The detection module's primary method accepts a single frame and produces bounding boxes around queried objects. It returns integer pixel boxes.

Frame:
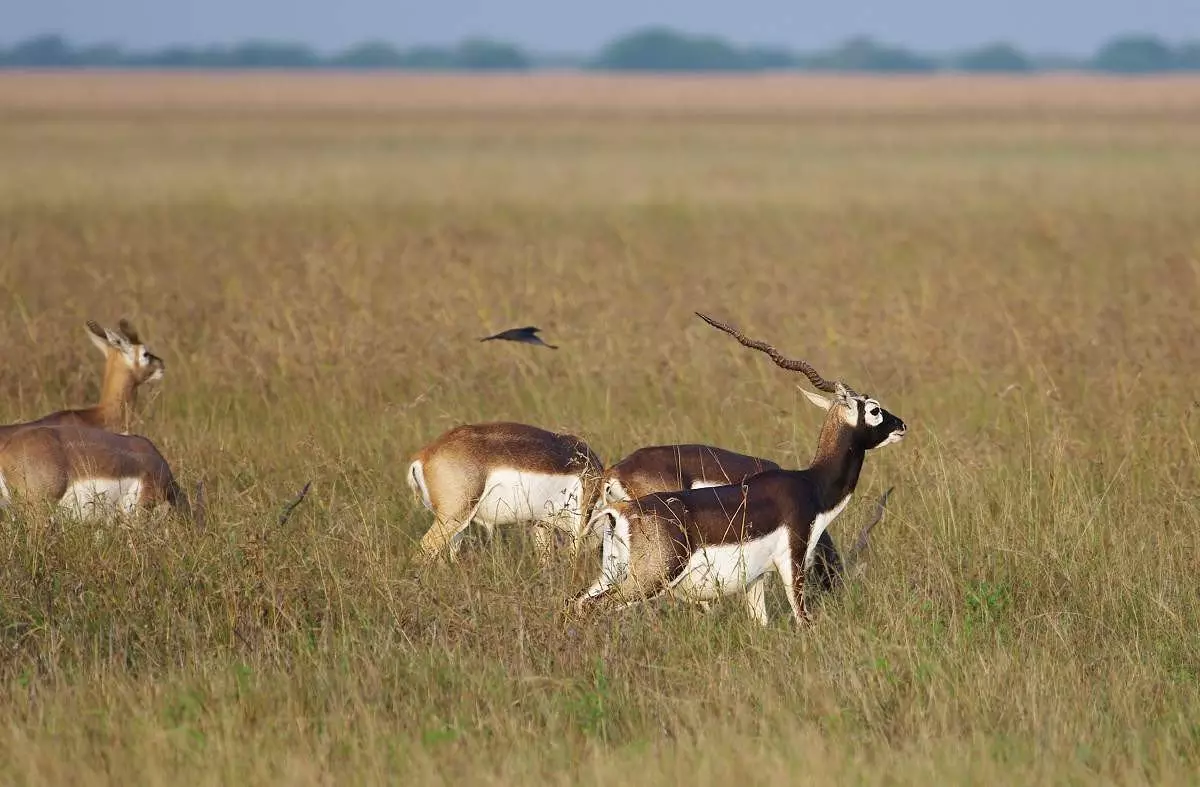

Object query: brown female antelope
[573,313,906,626]
[407,421,604,565]
[0,319,164,438]
[599,444,777,504]
[599,443,844,591]
[0,424,189,522]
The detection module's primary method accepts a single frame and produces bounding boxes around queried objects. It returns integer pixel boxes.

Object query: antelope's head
[798,383,906,451]
[87,318,165,386]
[695,311,907,452]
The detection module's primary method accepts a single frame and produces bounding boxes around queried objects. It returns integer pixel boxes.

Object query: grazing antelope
[599,443,845,591]
[407,421,604,565]
[0,424,189,523]
[573,313,906,627]
[0,319,164,438]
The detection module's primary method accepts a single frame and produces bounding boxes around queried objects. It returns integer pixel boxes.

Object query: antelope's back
[0,409,93,443]
[607,443,779,499]
[53,425,177,484]
[418,421,600,476]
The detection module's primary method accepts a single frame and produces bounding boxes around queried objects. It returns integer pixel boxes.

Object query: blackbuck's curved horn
[695,311,839,394]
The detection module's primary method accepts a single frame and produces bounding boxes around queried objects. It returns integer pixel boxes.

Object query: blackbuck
[407,421,604,565]
[0,424,190,523]
[573,313,906,626]
[599,443,844,592]
[0,319,164,438]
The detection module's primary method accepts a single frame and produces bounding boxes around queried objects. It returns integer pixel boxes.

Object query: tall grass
[0,74,1197,785]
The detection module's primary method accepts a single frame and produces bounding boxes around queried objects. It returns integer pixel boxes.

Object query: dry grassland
[0,72,1198,785]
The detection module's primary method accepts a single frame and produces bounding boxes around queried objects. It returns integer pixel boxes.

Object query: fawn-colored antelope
[407,421,604,564]
[0,424,189,522]
[0,319,163,438]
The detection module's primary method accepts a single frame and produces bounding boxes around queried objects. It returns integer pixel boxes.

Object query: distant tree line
[3,29,1199,73]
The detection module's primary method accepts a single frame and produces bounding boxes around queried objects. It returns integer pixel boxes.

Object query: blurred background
[5,0,1199,73]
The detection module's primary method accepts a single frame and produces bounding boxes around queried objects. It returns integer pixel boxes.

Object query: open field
[0,72,1198,784]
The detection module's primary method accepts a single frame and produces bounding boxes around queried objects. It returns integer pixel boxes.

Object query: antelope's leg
[574,560,671,614]
[776,556,812,626]
[418,494,484,565]
[573,511,625,608]
[574,558,627,611]
[743,576,769,626]
[447,524,473,560]
[418,518,465,564]
[569,508,599,560]
[588,563,674,613]
[604,547,690,614]
[610,580,670,611]
[533,524,556,566]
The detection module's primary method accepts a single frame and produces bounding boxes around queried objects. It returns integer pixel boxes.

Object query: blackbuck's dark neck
[808,422,866,511]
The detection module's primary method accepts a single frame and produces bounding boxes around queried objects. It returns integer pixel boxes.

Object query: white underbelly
[475,469,586,531]
[59,477,143,519]
[671,527,791,601]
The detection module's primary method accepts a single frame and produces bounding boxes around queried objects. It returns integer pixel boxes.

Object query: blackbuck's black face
[801,385,907,450]
[854,395,906,450]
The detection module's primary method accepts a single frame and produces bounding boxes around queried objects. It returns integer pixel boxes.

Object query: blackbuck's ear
[86,320,112,354]
[117,319,141,345]
[104,327,132,352]
[799,387,833,411]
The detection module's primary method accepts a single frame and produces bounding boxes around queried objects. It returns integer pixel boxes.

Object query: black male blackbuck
[407,421,604,565]
[598,443,845,591]
[0,319,164,438]
[574,313,907,626]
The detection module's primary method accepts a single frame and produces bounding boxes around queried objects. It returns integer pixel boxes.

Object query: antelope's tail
[407,460,433,511]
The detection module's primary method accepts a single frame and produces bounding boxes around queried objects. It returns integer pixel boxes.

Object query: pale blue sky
[9,0,1198,54]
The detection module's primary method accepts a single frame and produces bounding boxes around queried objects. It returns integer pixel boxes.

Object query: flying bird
[479,326,558,349]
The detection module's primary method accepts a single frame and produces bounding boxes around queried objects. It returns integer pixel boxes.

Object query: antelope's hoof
[412,549,445,574]
[564,596,594,618]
